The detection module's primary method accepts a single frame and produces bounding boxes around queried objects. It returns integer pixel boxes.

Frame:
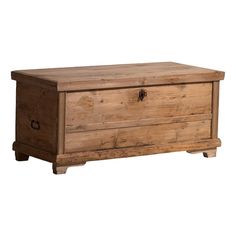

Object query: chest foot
[15,152,29,161]
[187,148,217,158]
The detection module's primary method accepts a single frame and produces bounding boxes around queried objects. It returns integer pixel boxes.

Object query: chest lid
[11,62,224,91]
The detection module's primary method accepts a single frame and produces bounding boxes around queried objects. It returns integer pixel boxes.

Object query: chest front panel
[64,83,212,153]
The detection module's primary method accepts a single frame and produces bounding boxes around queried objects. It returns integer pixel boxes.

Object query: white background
[0,0,235,235]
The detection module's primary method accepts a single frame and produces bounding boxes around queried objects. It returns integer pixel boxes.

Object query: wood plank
[65,120,211,153]
[57,138,221,166]
[16,82,58,153]
[66,114,212,133]
[11,62,225,91]
[211,81,220,138]
[57,92,65,154]
[65,83,212,132]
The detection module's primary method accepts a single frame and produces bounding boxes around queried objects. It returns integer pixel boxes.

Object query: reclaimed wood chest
[12,62,225,174]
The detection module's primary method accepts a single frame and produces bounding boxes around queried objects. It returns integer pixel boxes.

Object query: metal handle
[138,89,147,101]
[31,120,40,130]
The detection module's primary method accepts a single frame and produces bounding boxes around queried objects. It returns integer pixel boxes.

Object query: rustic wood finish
[12,62,224,91]
[65,120,211,153]
[65,83,212,132]
[13,141,56,163]
[57,92,66,154]
[211,82,220,138]
[16,83,58,154]
[12,62,224,174]
[56,139,221,167]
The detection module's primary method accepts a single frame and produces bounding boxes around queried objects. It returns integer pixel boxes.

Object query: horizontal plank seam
[65,115,212,133]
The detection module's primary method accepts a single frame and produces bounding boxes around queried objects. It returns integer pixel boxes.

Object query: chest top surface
[12,62,224,91]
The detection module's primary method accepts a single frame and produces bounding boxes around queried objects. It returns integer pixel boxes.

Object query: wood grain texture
[12,62,224,174]
[16,82,58,154]
[11,62,225,91]
[57,92,66,154]
[58,138,221,166]
[211,81,220,138]
[66,83,212,132]
[65,120,211,153]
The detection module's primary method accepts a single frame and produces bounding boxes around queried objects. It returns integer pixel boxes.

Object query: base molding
[13,142,56,163]
[13,138,221,174]
[57,138,221,166]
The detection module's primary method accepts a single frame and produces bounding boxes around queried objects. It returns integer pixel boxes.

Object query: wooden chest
[12,62,225,174]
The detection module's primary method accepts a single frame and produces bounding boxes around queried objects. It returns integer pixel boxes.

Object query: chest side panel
[16,82,58,153]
